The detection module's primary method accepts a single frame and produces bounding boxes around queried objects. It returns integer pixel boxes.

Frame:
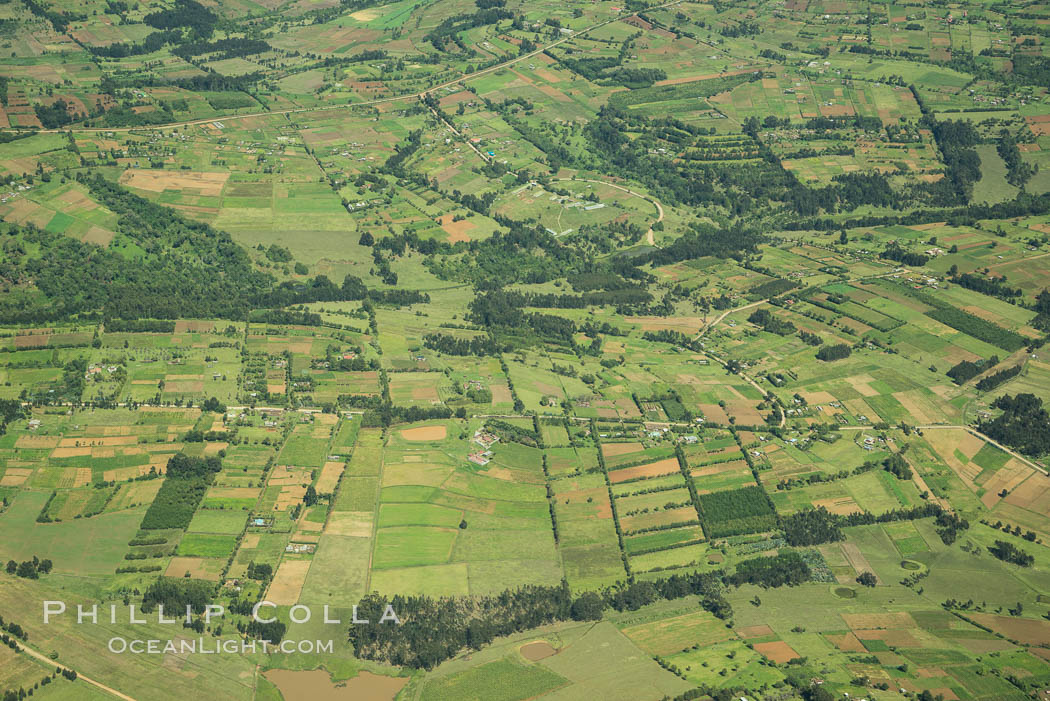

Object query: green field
[1,0,1050,698]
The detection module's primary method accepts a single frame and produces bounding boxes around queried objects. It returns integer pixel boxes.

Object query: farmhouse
[473,430,499,449]
[467,451,492,466]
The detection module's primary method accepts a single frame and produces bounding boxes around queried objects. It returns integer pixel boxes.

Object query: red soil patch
[754,641,800,663]
[437,214,475,242]
[826,632,866,652]
[608,457,681,484]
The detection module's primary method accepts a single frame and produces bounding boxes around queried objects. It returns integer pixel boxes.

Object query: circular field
[490,179,654,238]
[833,586,857,599]
[520,641,557,661]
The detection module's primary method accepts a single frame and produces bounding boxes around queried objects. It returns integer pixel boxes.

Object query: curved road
[552,177,664,245]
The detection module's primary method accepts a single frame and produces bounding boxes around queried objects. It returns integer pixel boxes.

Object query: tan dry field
[264,669,407,701]
[954,638,1015,654]
[266,560,313,605]
[813,496,862,516]
[109,480,162,510]
[753,641,801,663]
[558,487,613,519]
[519,641,557,661]
[349,7,379,20]
[622,612,729,656]
[14,435,59,449]
[969,614,1050,645]
[164,380,204,393]
[325,512,372,537]
[410,385,440,401]
[315,413,339,426]
[0,468,32,486]
[690,459,750,478]
[84,445,132,458]
[726,400,764,424]
[173,320,216,333]
[627,315,706,334]
[853,377,892,403]
[980,458,1033,509]
[381,463,453,488]
[601,442,643,457]
[315,461,345,494]
[608,458,681,484]
[1005,472,1050,513]
[11,334,49,349]
[268,466,311,486]
[58,436,137,448]
[826,632,866,652]
[842,612,915,630]
[892,390,936,424]
[103,464,167,481]
[697,404,731,424]
[49,446,91,458]
[855,628,920,647]
[620,506,696,532]
[843,398,878,419]
[840,542,880,584]
[120,169,229,196]
[400,425,447,441]
[923,429,986,491]
[436,214,476,243]
[204,442,228,456]
[263,340,313,355]
[536,83,572,102]
[165,557,221,581]
[489,383,512,403]
[276,485,308,511]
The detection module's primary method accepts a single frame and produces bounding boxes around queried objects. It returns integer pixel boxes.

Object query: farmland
[1,0,1050,698]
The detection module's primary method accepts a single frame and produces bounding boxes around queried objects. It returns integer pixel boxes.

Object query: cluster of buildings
[84,364,119,379]
[467,429,500,466]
